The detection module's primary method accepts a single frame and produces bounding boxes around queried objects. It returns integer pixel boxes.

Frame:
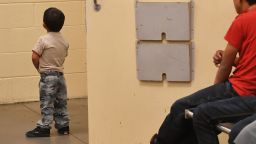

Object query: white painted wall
[87,0,237,143]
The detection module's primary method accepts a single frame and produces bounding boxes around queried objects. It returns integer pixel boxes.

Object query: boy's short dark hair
[43,7,65,32]
[247,0,256,5]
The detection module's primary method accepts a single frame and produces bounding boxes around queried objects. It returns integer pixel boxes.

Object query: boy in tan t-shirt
[26,7,70,137]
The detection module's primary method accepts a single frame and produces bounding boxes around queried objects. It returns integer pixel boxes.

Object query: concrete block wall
[0,0,87,104]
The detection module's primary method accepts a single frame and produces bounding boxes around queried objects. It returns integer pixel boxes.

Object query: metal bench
[185,109,234,134]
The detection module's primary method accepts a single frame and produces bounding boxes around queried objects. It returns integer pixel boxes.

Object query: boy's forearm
[214,43,238,84]
[32,59,39,70]
[32,51,40,71]
[214,66,232,84]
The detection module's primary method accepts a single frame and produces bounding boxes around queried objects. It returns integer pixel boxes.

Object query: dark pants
[157,81,256,144]
[233,114,256,144]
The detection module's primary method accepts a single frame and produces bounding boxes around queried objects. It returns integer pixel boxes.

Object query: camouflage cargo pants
[36,71,70,129]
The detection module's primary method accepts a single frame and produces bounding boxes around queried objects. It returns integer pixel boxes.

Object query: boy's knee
[170,98,189,114]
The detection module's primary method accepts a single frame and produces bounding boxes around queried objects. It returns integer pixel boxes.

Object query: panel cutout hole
[162,73,166,80]
[161,32,166,41]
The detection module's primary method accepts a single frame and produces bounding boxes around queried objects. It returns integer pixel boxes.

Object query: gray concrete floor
[0,98,88,144]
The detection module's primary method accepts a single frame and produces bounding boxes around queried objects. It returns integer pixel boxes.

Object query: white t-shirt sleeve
[32,37,45,56]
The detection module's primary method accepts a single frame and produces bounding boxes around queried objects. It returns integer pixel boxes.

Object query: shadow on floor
[0,98,88,144]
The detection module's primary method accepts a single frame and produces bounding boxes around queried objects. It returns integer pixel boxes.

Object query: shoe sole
[26,134,50,137]
[26,135,50,138]
[58,131,70,135]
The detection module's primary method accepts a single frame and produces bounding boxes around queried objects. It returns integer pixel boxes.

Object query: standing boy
[26,7,70,137]
[151,0,256,144]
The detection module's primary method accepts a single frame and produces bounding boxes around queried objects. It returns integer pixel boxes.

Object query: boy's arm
[214,43,238,84]
[32,51,40,71]
[233,57,239,66]
[213,50,239,67]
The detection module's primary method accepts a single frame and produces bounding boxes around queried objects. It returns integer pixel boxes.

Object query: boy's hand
[213,50,224,67]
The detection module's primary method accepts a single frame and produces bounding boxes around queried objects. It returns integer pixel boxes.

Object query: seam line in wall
[0,24,86,30]
[0,72,87,79]
[0,0,83,4]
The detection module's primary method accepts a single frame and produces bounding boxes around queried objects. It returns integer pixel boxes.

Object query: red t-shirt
[225,9,256,96]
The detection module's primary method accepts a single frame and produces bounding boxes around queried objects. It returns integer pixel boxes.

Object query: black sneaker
[26,127,50,137]
[57,126,69,135]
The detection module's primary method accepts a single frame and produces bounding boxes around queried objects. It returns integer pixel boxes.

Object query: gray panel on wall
[136,2,191,41]
[137,43,191,81]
